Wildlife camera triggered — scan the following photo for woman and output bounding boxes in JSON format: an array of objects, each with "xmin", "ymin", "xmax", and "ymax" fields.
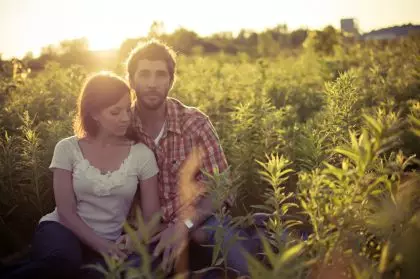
[{"xmin": 3, "ymin": 72, "xmax": 161, "ymax": 279}]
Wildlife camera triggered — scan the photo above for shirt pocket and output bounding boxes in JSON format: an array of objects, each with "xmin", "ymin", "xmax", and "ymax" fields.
[{"xmin": 163, "ymin": 156, "xmax": 184, "ymax": 198}]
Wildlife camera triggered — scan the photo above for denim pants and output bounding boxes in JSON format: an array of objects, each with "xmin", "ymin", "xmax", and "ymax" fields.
[
  {"xmin": 1, "ymin": 215, "xmax": 265, "ymax": 279},
  {"xmin": 0, "ymin": 221, "xmax": 105, "ymax": 279},
  {"xmin": 197, "ymin": 215, "xmax": 261, "ymax": 276},
  {"xmin": 0, "ymin": 221, "xmax": 166, "ymax": 279},
  {"xmin": 124, "ymin": 215, "xmax": 261, "ymax": 277}
]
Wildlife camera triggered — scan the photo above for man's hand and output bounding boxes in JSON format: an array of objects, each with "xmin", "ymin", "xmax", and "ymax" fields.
[{"xmin": 151, "ymin": 222, "xmax": 189, "ymax": 273}]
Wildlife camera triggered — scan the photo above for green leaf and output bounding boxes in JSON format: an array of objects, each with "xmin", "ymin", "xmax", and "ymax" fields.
[
  {"xmin": 276, "ymin": 242, "xmax": 305, "ymax": 268},
  {"xmin": 244, "ymin": 251, "xmax": 271, "ymax": 278},
  {"xmin": 259, "ymin": 233, "xmax": 277, "ymax": 266},
  {"xmin": 81, "ymin": 264, "xmax": 108, "ymax": 275},
  {"xmin": 379, "ymin": 241, "xmax": 389, "ymax": 273},
  {"xmin": 278, "ymin": 168, "xmax": 294, "ymax": 177},
  {"xmin": 411, "ymin": 129, "xmax": 420, "ymax": 138},
  {"xmin": 365, "ymin": 175, "xmax": 389, "ymax": 196},
  {"xmin": 211, "ymin": 227, "xmax": 224, "ymax": 265},
  {"xmin": 335, "ymin": 147, "xmax": 359, "ymax": 162},
  {"xmin": 251, "ymin": 204, "xmax": 273, "ymax": 212},
  {"xmin": 363, "ymin": 114, "xmax": 382, "ymax": 136},
  {"xmin": 283, "ymin": 220, "xmax": 304, "ymax": 229}
]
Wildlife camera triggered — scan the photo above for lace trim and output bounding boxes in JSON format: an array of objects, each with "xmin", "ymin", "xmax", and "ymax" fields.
[{"xmin": 72, "ymin": 141, "xmax": 134, "ymax": 196}]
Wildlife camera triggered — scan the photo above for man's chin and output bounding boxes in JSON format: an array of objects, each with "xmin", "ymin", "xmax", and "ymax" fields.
[{"xmin": 140, "ymin": 99, "xmax": 165, "ymax": 110}]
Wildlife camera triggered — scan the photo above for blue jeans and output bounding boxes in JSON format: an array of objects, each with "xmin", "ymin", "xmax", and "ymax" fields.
[
  {"xmin": 0, "ymin": 221, "xmax": 105, "ymax": 279},
  {"xmin": 125, "ymin": 215, "xmax": 261, "ymax": 277},
  {"xmin": 1, "ymin": 216, "xmax": 265, "ymax": 279},
  {"xmin": 198, "ymin": 215, "xmax": 261, "ymax": 276},
  {"xmin": 0, "ymin": 221, "xmax": 164, "ymax": 279}
]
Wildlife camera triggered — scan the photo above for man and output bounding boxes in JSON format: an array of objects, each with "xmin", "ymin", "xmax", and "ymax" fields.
[{"xmin": 124, "ymin": 39, "xmax": 254, "ymax": 277}]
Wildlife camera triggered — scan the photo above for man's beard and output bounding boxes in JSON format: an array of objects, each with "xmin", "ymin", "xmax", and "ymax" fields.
[{"xmin": 135, "ymin": 88, "xmax": 168, "ymax": 110}]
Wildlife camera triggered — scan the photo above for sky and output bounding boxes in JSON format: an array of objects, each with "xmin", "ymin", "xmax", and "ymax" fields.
[{"xmin": 0, "ymin": 0, "xmax": 419, "ymax": 59}]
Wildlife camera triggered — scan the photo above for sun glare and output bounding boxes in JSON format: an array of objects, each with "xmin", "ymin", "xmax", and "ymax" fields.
[
  {"xmin": 1, "ymin": 0, "xmax": 419, "ymax": 58},
  {"xmin": 87, "ymin": 33, "xmax": 121, "ymax": 51}
]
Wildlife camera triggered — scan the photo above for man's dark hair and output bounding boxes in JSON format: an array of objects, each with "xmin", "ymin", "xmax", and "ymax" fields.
[{"xmin": 126, "ymin": 39, "xmax": 177, "ymax": 85}]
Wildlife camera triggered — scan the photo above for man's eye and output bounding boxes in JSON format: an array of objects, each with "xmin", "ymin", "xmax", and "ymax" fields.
[{"xmin": 111, "ymin": 111, "xmax": 119, "ymax": 116}]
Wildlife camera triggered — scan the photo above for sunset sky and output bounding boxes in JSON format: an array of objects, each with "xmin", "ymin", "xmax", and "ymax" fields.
[{"xmin": 1, "ymin": 0, "xmax": 419, "ymax": 59}]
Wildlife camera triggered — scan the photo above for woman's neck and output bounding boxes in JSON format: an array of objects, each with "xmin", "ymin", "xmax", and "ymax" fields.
[{"xmin": 87, "ymin": 133, "xmax": 126, "ymax": 147}]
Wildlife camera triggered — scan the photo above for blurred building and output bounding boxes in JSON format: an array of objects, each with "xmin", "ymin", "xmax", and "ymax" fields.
[
  {"xmin": 362, "ymin": 24, "xmax": 420, "ymax": 40},
  {"xmin": 340, "ymin": 18, "xmax": 360, "ymax": 36}
]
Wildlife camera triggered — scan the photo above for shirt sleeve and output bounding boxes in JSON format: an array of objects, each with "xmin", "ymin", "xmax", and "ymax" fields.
[
  {"xmin": 196, "ymin": 119, "xmax": 229, "ymax": 177},
  {"xmin": 136, "ymin": 144, "xmax": 159, "ymax": 181},
  {"xmin": 195, "ymin": 118, "xmax": 234, "ymax": 208},
  {"xmin": 49, "ymin": 138, "xmax": 74, "ymax": 171},
  {"xmin": 170, "ymin": 118, "xmax": 233, "ymax": 224}
]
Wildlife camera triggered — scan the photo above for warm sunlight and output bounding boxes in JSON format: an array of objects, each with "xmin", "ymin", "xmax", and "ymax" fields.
[
  {"xmin": 85, "ymin": 30, "xmax": 129, "ymax": 52},
  {"xmin": 0, "ymin": 0, "xmax": 419, "ymax": 58}
]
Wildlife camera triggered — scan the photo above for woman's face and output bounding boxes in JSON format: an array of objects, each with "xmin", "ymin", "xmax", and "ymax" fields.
[{"xmin": 93, "ymin": 94, "xmax": 131, "ymax": 137}]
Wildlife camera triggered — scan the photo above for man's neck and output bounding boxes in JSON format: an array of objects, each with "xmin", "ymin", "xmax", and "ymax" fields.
[{"xmin": 137, "ymin": 102, "xmax": 167, "ymax": 139}]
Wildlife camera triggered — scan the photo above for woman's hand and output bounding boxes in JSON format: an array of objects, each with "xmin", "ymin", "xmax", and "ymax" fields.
[
  {"xmin": 94, "ymin": 238, "xmax": 128, "ymax": 261},
  {"xmin": 115, "ymin": 233, "xmax": 136, "ymax": 253}
]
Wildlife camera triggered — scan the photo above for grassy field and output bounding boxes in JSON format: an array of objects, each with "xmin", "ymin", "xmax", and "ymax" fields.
[{"xmin": 1, "ymin": 33, "xmax": 420, "ymax": 278}]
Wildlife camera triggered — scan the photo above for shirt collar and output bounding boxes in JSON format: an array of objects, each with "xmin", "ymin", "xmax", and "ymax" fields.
[
  {"xmin": 132, "ymin": 97, "xmax": 182, "ymax": 136},
  {"xmin": 165, "ymin": 98, "xmax": 182, "ymax": 135}
]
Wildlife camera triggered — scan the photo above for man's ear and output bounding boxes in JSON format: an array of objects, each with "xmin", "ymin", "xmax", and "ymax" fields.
[
  {"xmin": 169, "ymin": 76, "xmax": 176, "ymax": 90},
  {"xmin": 129, "ymin": 77, "xmax": 135, "ymax": 90}
]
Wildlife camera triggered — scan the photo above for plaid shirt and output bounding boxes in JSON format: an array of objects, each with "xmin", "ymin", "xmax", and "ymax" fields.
[{"xmin": 128, "ymin": 98, "xmax": 229, "ymax": 223}]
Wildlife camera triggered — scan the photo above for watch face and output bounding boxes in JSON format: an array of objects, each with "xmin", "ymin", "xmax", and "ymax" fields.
[{"xmin": 184, "ymin": 219, "xmax": 193, "ymax": 229}]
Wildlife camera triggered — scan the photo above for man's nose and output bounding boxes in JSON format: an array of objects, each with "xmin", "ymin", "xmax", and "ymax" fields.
[{"xmin": 146, "ymin": 74, "xmax": 158, "ymax": 89}]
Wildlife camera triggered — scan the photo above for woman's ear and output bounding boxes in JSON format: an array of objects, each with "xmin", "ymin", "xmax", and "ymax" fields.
[{"xmin": 90, "ymin": 111, "xmax": 100, "ymax": 122}]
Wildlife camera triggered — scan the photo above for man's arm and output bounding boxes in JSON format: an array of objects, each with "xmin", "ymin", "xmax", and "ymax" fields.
[
  {"xmin": 174, "ymin": 118, "xmax": 234, "ymax": 234},
  {"xmin": 151, "ymin": 118, "xmax": 232, "ymax": 269}
]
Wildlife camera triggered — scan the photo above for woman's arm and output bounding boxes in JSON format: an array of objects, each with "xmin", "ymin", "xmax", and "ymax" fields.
[
  {"xmin": 117, "ymin": 174, "xmax": 164, "ymax": 251},
  {"xmin": 139, "ymin": 174, "xmax": 162, "ymax": 234},
  {"xmin": 53, "ymin": 168, "xmax": 126, "ymax": 258}
]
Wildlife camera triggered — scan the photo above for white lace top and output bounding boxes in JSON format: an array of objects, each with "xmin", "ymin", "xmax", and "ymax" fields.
[{"xmin": 39, "ymin": 136, "xmax": 159, "ymax": 241}]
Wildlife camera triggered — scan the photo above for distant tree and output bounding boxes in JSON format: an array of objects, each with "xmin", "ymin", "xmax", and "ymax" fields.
[
  {"xmin": 40, "ymin": 44, "xmax": 59, "ymax": 61},
  {"xmin": 22, "ymin": 52, "xmax": 34, "ymax": 66},
  {"xmin": 304, "ymin": 25, "xmax": 339, "ymax": 55},
  {"xmin": 58, "ymin": 37, "xmax": 92, "ymax": 68},
  {"xmin": 206, "ymin": 32, "xmax": 238, "ymax": 54},
  {"xmin": 58, "ymin": 38, "xmax": 89, "ymax": 55},
  {"xmin": 167, "ymin": 28, "xmax": 199, "ymax": 54},
  {"xmin": 272, "ymin": 24, "xmax": 288, "ymax": 34},
  {"xmin": 199, "ymin": 41, "xmax": 220, "ymax": 53},
  {"xmin": 0, "ymin": 53, "xmax": 3, "ymax": 74},
  {"xmin": 290, "ymin": 29, "xmax": 308, "ymax": 48},
  {"xmin": 257, "ymin": 31, "xmax": 281, "ymax": 56},
  {"xmin": 23, "ymin": 52, "xmax": 34, "ymax": 60},
  {"xmin": 148, "ymin": 20, "xmax": 166, "ymax": 39},
  {"xmin": 118, "ymin": 38, "xmax": 144, "ymax": 63}
]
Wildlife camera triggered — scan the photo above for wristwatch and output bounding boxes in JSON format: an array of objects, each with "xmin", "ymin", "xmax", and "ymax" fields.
[{"xmin": 183, "ymin": 218, "xmax": 194, "ymax": 231}]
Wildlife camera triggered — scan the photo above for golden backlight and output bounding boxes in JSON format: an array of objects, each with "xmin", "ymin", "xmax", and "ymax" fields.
[{"xmin": 0, "ymin": 0, "xmax": 419, "ymax": 58}]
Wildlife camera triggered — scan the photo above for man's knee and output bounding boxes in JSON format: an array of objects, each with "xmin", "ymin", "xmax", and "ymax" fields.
[{"xmin": 198, "ymin": 215, "xmax": 245, "ymax": 246}]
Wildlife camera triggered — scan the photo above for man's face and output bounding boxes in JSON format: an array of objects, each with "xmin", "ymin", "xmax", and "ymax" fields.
[{"xmin": 131, "ymin": 59, "xmax": 171, "ymax": 110}]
